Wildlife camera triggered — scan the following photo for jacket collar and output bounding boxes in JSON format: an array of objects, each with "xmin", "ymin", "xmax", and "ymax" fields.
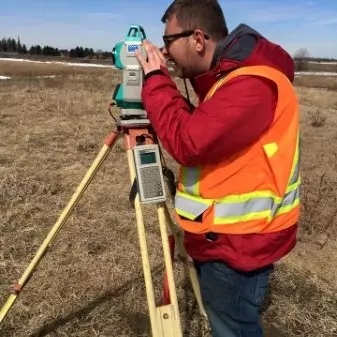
[{"xmin": 190, "ymin": 24, "xmax": 261, "ymax": 101}]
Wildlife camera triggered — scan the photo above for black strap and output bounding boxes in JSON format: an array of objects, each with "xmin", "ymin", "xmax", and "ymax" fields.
[
  {"xmin": 205, "ymin": 232, "xmax": 218, "ymax": 242},
  {"xmin": 162, "ymin": 167, "xmax": 176, "ymax": 197},
  {"xmin": 129, "ymin": 178, "xmax": 138, "ymax": 208}
]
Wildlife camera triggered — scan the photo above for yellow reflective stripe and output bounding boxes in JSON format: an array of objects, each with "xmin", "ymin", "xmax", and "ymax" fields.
[
  {"xmin": 176, "ymin": 191, "xmax": 212, "ymax": 206},
  {"xmin": 175, "ymin": 193, "xmax": 211, "ymax": 220},
  {"xmin": 177, "ymin": 175, "xmax": 301, "ymax": 221},
  {"xmin": 217, "ymin": 190, "xmax": 283, "ymax": 204},
  {"xmin": 216, "ymin": 185, "xmax": 299, "ymax": 215},
  {"xmin": 289, "ymin": 158, "xmax": 300, "ymax": 186},
  {"xmin": 286, "ymin": 177, "xmax": 301, "ymax": 193},
  {"xmin": 275, "ymin": 198, "xmax": 300, "ymax": 216},
  {"xmin": 175, "ymin": 184, "xmax": 300, "ymax": 225},
  {"xmin": 214, "ymin": 189, "xmax": 300, "ymax": 225},
  {"xmin": 175, "ymin": 209, "xmax": 197, "ymax": 221},
  {"xmin": 289, "ymin": 133, "xmax": 300, "ymax": 185},
  {"xmin": 214, "ymin": 210, "xmax": 272, "ymax": 225}
]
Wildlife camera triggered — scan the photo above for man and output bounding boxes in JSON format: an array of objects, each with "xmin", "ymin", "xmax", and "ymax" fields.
[{"xmin": 135, "ymin": 1, "xmax": 300, "ymax": 336}]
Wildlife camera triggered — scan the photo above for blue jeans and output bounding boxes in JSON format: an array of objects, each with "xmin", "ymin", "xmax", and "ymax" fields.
[{"xmin": 194, "ymin": 261, "xmax": 273, "ymax": 337}]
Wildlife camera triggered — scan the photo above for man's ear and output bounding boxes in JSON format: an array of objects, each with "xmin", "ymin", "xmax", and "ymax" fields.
[{"xmin": 194, "ymin": 30, "xmax": 206, "ymax": 53}]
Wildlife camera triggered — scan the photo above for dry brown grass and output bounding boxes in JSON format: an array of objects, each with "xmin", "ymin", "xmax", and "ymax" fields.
[
  {"xmin": 0, "ymin": 60, "xmax": 115, "ymax": 78},
  {"xmin": 294, "ymin": 75, "xmax": 337, "ymax": 92},
  {"xmin": 303, "ymin": 62, "xmax": 337, "ymax": 73},
  {"xmin": 0, "ymin": 60, "xmax": 337, "ymax": 337}
]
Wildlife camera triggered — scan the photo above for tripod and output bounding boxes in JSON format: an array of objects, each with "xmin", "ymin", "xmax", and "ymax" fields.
[{"xmin": 0, "ymin": 117, "xmax": 206, "ymax": 337}]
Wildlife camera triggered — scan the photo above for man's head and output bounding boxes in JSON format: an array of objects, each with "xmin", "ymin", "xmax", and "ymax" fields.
[{"xmin": 161, "ymin": 0, "xmax": 228, "ymax": 78}]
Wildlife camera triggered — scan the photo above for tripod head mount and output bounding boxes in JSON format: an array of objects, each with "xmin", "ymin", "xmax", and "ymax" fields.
[{"xmin": 112, "ymin": 25, "xmax": 149, "ymax": 125}]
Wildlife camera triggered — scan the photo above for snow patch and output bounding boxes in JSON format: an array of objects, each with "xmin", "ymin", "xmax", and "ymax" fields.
[
  {"xmin": 0, "ymin": 57, "xmax": 115, "ymax": 69},
  {"xmin": 295, "ymin": 71, "xmax": 337, "ymax": 76},
  {"xmin": 308, "ymin": 61, "xmax": 337, "ymax": 65},
  {"xmin": 36, "ymin": 75, "xmax": 59, "ymax": 78}
]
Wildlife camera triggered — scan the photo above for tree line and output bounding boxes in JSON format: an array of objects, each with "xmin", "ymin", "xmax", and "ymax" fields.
[
  {"xmin": 1, "ymin": 37, "xmax": 336, "ymax": 62},
  {"xmin": 0, "ymin": 36, "xmax": 111, "ymax": 59}
]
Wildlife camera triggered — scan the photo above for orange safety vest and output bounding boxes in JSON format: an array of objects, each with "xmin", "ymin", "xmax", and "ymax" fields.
[{"xmin": 174, "ymin": 65, "xmax": 300, "ymax": 235}]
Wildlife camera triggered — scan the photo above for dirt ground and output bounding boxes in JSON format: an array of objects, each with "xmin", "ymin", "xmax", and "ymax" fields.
[{"xmin": 0, "ymin": 60, "xmax": 336, "ymax": 337}]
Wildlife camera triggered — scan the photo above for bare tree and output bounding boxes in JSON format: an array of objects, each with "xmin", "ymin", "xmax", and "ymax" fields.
[{"xmin": 294, "ymin": 48, "xmax": 310, "ymax": 71}]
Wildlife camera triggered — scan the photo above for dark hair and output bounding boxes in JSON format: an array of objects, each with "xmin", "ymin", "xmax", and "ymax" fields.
[{"xmin": 161, "ymin": 0, "xmax": 228, "ymax": 41}]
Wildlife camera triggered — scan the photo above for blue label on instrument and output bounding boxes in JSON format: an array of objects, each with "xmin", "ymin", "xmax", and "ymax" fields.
[{"xmin": 128, "ymin": 44, "xmax": 139, "ymax": 53}]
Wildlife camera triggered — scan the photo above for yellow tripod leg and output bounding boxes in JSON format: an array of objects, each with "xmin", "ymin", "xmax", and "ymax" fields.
[
  {"xmin": 0, "ymin": 132, "xmax": 119, "ymax": 324},
  {"xmin": 164, "ymin": 205, "xmax": 207, "ymax": 317},
  {"xmin": 126, "ymin": 149, "xmax": 183, "ymax": 337},
  {"xmin": 157, "ymin": 204, "xmax": 183, "ymax": 336}
]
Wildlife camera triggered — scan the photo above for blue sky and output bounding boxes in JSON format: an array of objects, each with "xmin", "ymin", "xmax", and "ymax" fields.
[{"xmin": 0, "ymin": 0, "xmax": 337, "ymax": 58}]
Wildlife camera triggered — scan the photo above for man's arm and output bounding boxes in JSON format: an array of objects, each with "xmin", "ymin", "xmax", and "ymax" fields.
[{"xmin": 141, "ymin": 70, "xmax": 277, "ymax": 166}]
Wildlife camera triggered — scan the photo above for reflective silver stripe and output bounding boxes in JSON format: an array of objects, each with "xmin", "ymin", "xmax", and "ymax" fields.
[
  {"xmin": 287, "ymin": 187, "xmax": 300, "ymax": 205},
  {"xmin": 182, "ymin": 167, "xmax": 200, "ymax": 195},
  {"xmin": 175, "ymin": 194, "xmax": 210, "ymax": 219},
  {"xmin": 274, "ymin": 186, "xmax": 300, "ymax": 215},
  {"xmin": 175, "ymin": 186, "xmax": 300, "ymax": 222},
  {"xmin": 178, "ymin": 140, "xmax": 300, "ymax": 221},
  {"xmin": 215, "ymin": 186, "xmax": 300, "ymax": 219},
  {"xmin": 289, "ymin": 157, "xmax": 300, "ymax": 186},
  {"xmin": 215, "ymin": 197, "xmax": 274, "ymax": 218},
  {"xmin": 289, "ymin": 137, "xmax": 300, "ymax": 185}
]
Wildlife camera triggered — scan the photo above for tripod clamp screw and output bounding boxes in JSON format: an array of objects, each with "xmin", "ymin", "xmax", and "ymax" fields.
[
  {"xmin": 10, "ymin": 283, "xmax": 22, "ymax": 295},
  {"xmin": 135, "ymin": 135, "xmax": 146, "ymax": 145}
]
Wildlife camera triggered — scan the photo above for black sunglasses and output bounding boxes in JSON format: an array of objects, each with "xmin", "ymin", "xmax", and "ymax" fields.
[{"xmin": 162, "ymin": 30, "xmax": 209, "ymax": 48}]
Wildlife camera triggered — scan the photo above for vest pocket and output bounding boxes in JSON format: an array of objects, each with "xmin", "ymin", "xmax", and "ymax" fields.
[
  {"xmin": 176, "ymin": 214, "xmax": 211, "ymax": 234},
  {"xmin": 261, "ymin": 141, "xmax": 287, "ymax": 196},
  {"xmin": 175, "ymin": 200, "xmax": 213, "ymax": 234},
  {"xmin": 174, "ymin": 193, "xmax": 212, "ymax": 221}
]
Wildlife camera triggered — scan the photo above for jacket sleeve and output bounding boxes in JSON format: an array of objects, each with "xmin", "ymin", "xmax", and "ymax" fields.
[{"xmin": 141, "ymin": 69, "xmax": 277, "ymax": 167}]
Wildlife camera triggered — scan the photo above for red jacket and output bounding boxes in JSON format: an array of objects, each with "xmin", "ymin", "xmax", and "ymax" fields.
[{"xmin": 141, "ymin": 24, "xmax": 298, "ymax": 271}]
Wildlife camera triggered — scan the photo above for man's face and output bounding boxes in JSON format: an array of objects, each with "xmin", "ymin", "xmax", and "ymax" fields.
[{"xmin": 162, "ymin": 16, "xmax": 199, "ymax": 78}]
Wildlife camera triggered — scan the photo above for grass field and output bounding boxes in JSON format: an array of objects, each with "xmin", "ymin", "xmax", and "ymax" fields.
[{"xmin": 0, "ymin": 60, "xmax": 337, "ymax": 337}]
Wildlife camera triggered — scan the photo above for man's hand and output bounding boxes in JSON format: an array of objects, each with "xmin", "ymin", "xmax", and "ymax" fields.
[{"xmin": 135, "ymin": 39, "xmax": 167, "ymax": 76}]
